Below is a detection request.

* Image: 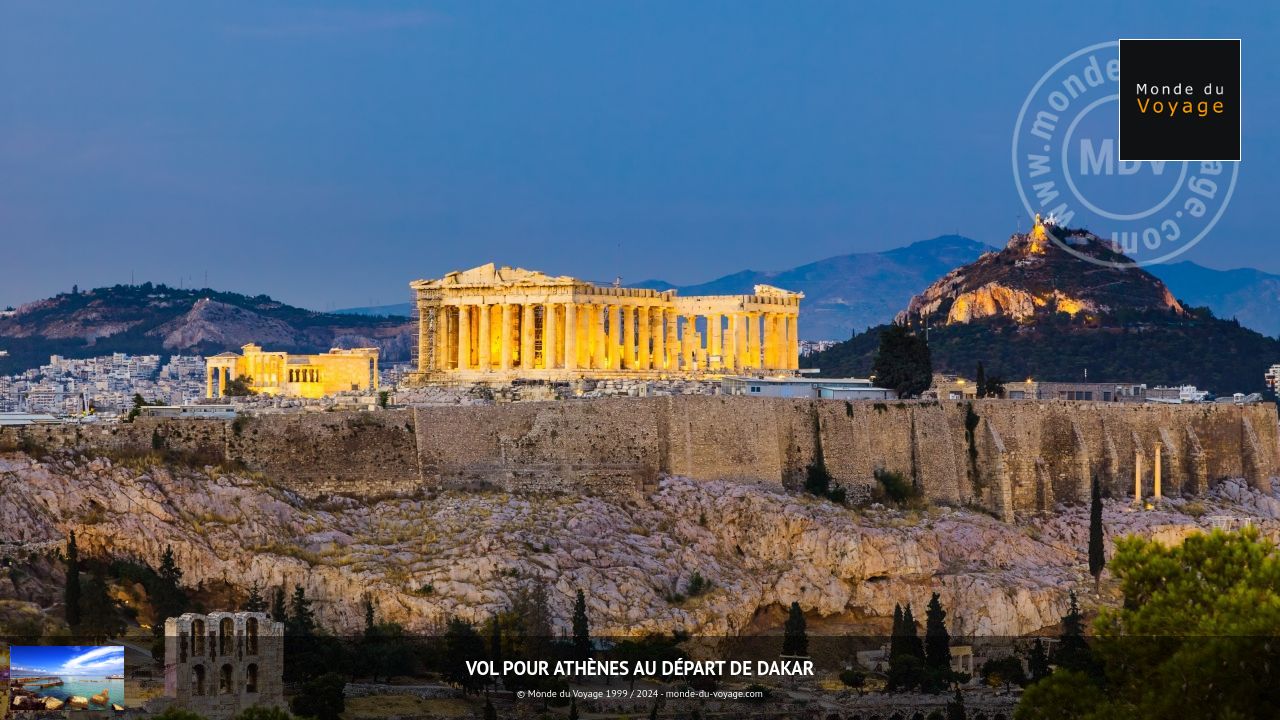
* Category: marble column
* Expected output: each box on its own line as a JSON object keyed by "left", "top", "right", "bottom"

{"left": 477, "top": 304, "right": 492, "bottom": 370}
{"left": 564, "top": 303, "right": 579, "bottom": 370}
{"left": 724, "top": 314, "right": 739, "bottom": 372}
{"left": 622, "top": 306, "right": 636, "bottom": 370}
{"left": 521, "top": 304, "right": 536, "bottom": 368}
{"left": 708, "top": 314, "right": 722, "bottom": 370}
{"left": 417, "top": 301, "right": 431, "bottom": 372}
{"left": 679, "top": 315, "right": 695, "bottom": 371}
{"left": 206, "top": 367, "right": 214, "bottom": 398}
{"left": 786, "top": 313, "right": 799, "bottom": 369}
{"left": 499, "top": 304, "right": 514, "bottom": 370}
{"left": 666, "top": 310, "right": 680, "bottom": 370}
{"left": 637, "top": 306, "right": 650, "bottom": 370}
{"left": 457, "top": 305, "right": 472, "bottom": 370}
{"left": 592, "top": 304, "right": 608, "bottom": 369}
{"left": 746, "top": 312, "right": 760, "bottom": 369}
{"left": 762, "top": 313, "right": 776, "bottom": 369}
{"left": 607, "top": 304, "right": 622, "bottom": 370}
{"left": 651, "top": 307, "right": 665, "bottom": 370}
{"left": 543, "top": 303, "right": 558, "bottom": 369}
{"left": 436, "top": 308, "right": 451, "bottom": 371}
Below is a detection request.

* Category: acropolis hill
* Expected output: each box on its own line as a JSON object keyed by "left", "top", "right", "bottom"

{"left": 406, "top": 263, "right": 803, "bottom": 383}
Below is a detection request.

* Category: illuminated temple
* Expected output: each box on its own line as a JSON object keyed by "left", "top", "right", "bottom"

{"left": 407, "top": 263, "right": 802, "bottom": 383}
{"left": 206, "top": 343, "right": 380, "bottom": 399}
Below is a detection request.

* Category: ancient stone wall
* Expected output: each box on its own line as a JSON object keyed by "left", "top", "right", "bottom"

{"left": 3, "top": 398, "right": 1276, "bottom": 519}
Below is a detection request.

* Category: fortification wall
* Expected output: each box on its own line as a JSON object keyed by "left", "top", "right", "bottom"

{"left": 3, "top": 398, "right": 1276, "bottom": 519}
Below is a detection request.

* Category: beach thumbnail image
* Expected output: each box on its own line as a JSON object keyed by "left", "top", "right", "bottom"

{"left": 2, "top": 644, "right": 9, "bottom": 716}
{"left": 8, "top": 646, "right": 124, "bottom": 713}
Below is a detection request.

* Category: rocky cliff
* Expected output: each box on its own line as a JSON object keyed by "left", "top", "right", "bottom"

{"left": 2, "top": 451, "right": 1278, "bottom": 640}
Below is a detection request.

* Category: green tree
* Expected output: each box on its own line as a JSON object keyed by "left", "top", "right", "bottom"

{"left": 1026, "top": 639, "right": 1051, "bottom": 683}
{"left": 243, "top": 581, "right": 267, "bottom": 613}
{"left": 482, "top": 696, "right": 497, "bottom": 720}
{"left": 488, "top": 614, "right": 504, "bottom": 687}
{"left": 781, "top": 601, "right": 808, "bottom": 657}
{"left": 444, "top": 618, "right": 487, "bottom": 695}
{"left": 980, "top": 655, "right": 1027, "bottom": 690}
{"left": 1018, "top": 529, "right": 1280, "bottom": 719}
{"left": 288, "top": 585, "right": 316, "bottom": 636}
{"left": 888, "top": 602, "right": 925, "bottom": 692}
{"left": 81, "top": 569, "right": 124, "bottom": 640}
{"left": 65, "top": 530, "right": 81, "bottom": 628}
{"left": 1052, "top": 592, "right": 1094, "bottom": 676}
{"left": 975, "top": 361, "right": 986, "bottom": 398}
{"left": 224, "top": 375, "right": 256, "bottom": 396}
{"left": 290, "top": 672, "right": 345, "bottom": 720}
{"left": 871, "top": 324, "right": 933, "bottom": 398}
{"left": 271, "top": 585, "right": 287, "bottom": 621}
{"left": 571, "top": 589, "right": 592, "bottom": 661}
{"left": 1088, "top": 478, "right": 1105, "bottom": 591}
{"left": 568, "top": 697, "right": 579, "bottom": 720}
{"left": 923, "top": 593, "right": 952, "bottom": 692}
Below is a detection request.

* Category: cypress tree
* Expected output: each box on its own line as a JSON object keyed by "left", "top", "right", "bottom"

{"left": 271, "top": 586, "right": 287, "bottom": 621}
{"left": 483, "top": 697, "right": 497, "bottom": 720}
{"left": 363, "top": 595, "right": 376, "bottom": 635}
{"left": 243, "top": 581, "right": 267, "bottom": 613}
{"left": 902, "top": 603, "right": 924, "bottom": 660}
{"left": 65, "top": 530, "right": 81, "bottom": 628}
{"left": 1027, "top": 639, "right": 1051, "bottom": 683}
{"left": 571, "top": 589, "right": 592, "bottom": 661}
{"left": 923, "top": 593, "right": 952, "bottom": 692}
{"left": 975, "top": 362, "right": 987, "bottom": 398}
{"left": 1088, "top": 477, "right": 1105, "bottom": 591}
{"left": 289, "top": 585, "right": 316, "bottom": 636}
{"left": 489, "top": 615, "right": 504, "bottom": 687}
{"left": 889, "top": 603, "right": 904, "bottom": 659}
{"left": 782, "top": 601, "right": 808, "bottom": 657}
{"left": 568, "top": 697, "right": 579, "bottom": 720}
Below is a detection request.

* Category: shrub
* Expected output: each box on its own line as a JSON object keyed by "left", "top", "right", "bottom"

{"left": 839, "top": 669, "right": 866, "bottom": 688}
{"left": 874, "top": 468, "right": 917, "bottom": 504}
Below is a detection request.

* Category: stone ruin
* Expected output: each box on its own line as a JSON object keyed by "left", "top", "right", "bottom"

{"left": 159, "top": 611, "right": 284, "bottom": 719}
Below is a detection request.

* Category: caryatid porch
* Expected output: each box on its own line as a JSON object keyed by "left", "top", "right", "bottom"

{"left": 408, "top": 264, "right": 803, "bottom": 383}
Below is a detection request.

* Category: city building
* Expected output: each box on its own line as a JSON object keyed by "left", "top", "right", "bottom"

{"left": 140, "top": 405, "right": 237, "bottom": 420}
{"left": 205, "top": 344, "right": 379, "bottom": 399}
{"left": 932, "top": 375, "right": 1149, "bottom": 402}
{"left": 1267, "top": 364, "right": 1280, "bottom": 391}
{"left": 721, "top": 376, "right": 895, "bottom": 400}
{"left": 407, "top": 263, "right": 803, "bottom": 383}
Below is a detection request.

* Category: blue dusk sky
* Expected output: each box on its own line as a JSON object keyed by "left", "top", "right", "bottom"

{"left": 9, "top": 646, "right": 125, "bottom": 676}
{"left": 1, "top": 1, "right": 1277, "bottom": 310}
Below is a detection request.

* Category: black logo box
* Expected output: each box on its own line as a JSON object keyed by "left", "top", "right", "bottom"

{"left": 1119, "top": 39, "right": 1240, "bottom": 161}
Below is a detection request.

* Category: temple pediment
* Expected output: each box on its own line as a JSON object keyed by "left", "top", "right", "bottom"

{"left": 754, "top": 284, "right": 805, "bottom": 299}
{"left": 418, "top": 263, "right": 579, "bottom": 289}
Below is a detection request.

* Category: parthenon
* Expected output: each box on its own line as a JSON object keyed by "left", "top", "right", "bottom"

{"left": 407, "top": 263, "right": 802, "bottom": 383}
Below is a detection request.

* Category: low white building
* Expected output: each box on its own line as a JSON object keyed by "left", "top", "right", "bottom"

{"left": 1266, "top": 364, "right": 1280, "bottom": 391}
{"left": 721, "top": 376, "right": 896, "bottom": 400}
{"left": 140, "top": 404, "right": 236, "bottom": 420}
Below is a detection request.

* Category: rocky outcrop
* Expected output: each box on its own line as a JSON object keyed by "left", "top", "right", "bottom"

{"left": 3, "top": 451, "right": 1277, "bottom": 640}
{"left": 896, "top": 222, "right": 1183, "bottom": 326}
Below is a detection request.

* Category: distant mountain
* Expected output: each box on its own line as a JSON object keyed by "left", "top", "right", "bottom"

{"left": 806, "top": 222, "right": 1280, "bottom": 394}
{"left": 332, "top": 238, "right": 1280, "bottom": 341}
{"left": 0, "top": 284, "right": 414, "bottom": 375}
{"left": 1148, "top": 262, "right": 1280, "bottom": 338}
{"left": 633, "top": 235, "right": 996, "bottom": 340}
{"left": 335, "top": 302, "right": 414, "bottom": 317}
